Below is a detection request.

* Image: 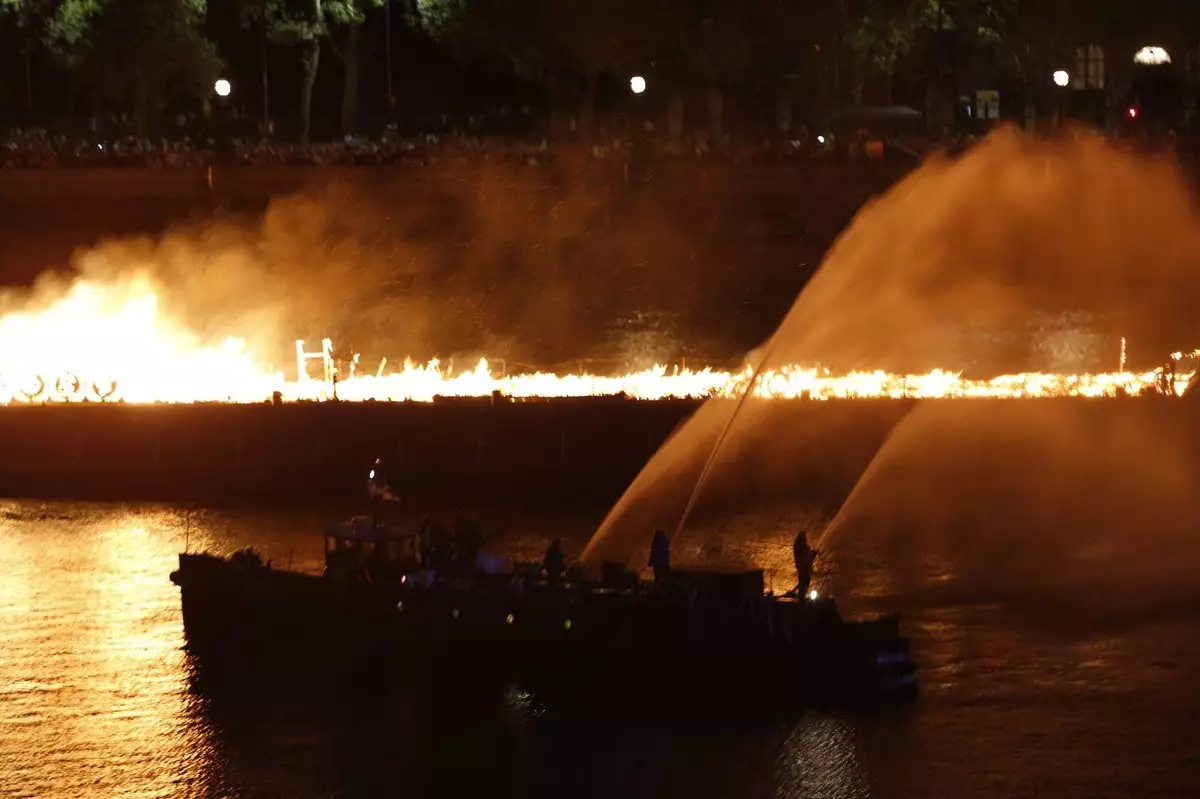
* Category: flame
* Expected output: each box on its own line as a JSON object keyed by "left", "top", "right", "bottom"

{"left": 0, "top": 278, "right": 1189, "bottom": 404}
{"left": 0, "top": 277, "right": 280, "bottom": 403}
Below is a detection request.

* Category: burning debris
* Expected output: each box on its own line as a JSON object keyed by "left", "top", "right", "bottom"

{"left": 6, "top": 360, "right": 1186, "bottom": 404}
{"left": 0, "top": 276, "right": 1189, "bottom": 405}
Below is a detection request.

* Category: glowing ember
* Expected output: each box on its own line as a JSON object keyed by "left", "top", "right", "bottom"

{"left": 0, "top": 278, "right": 1189, "bottom": 404}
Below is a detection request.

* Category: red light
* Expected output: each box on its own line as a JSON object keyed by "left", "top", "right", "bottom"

{"left": 1127, "top": 106, "right": 1139, "bottom": 119}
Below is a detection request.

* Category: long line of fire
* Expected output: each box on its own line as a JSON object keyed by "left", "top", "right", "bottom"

{"left": 0, "top": 281, "right": 1193, "bottom": 404}
{"left": 0, "top": 336, "right": 1189, "bottom": 405}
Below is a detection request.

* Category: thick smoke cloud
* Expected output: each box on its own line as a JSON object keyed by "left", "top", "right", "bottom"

{"left": 774, "top": 128, "right": 1200, "bottom": 374}
{"left": 8, "top": 164, "right": 727, "bottom": 373}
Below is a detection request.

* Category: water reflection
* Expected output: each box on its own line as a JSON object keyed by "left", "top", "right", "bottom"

{"left": 774, "top": 714, "right": 870, "bottom": 799}
{"left": 0, "top": 505, "right": 220, "bottom": 798}
{"left": 2, "top": 500, "right": 1200, "bottom": 798}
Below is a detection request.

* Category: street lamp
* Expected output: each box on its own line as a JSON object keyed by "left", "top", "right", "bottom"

{"left": 1134, "top": 46, "right": 1171, "bottom": 66}
{"left": 214, "top": 79, "right": 232, "bottom": 97}
{"left": 1051, "top": 71, "right": 1069, "bottom": 131}
{"left": 630, "top": 75, "right": 646, "bottom": 95}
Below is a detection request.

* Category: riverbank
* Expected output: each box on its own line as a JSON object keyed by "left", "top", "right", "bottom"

{"left": 0, "top": 396, "right": 1190, "bottom": 505}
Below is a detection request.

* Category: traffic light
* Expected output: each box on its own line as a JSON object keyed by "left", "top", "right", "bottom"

{"left": 1127, "top": 106, "right": 1139, "bottom": 120}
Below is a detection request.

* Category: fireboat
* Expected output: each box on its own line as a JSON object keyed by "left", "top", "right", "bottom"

{"left": 170, "top": 465, "right": 917, "bottom": 705}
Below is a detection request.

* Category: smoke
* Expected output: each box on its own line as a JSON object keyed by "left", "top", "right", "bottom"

{"left": 5, "top": 163, "right": 716, "bottom": 373}
{"left": 777, "top": 127, "right": 1200, "bottom": 374}
{"left": 586, "top": 128, "right": 1200, "bottom": 576}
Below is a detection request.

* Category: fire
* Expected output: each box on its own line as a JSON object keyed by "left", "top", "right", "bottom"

{"left": 0, "top": 277, "right": 280, "bottom": 404}
{"left": 323, "top": 362, "right": 1179, "bottom": 403}
{"left": 0, "top": 278, "right": 1189, "bottom": 404}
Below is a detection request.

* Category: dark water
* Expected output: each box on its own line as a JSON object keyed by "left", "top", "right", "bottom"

{"left": 1, "top": 500, "right": 1199, "bottom": 798}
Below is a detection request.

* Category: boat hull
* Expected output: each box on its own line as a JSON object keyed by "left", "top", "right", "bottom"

{"left": 171, "top": 553, "right": 917, "bottom": 705}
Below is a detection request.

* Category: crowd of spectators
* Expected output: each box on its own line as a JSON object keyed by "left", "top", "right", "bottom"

{"left": 1, "top": 115, "right": 907, "bottom": 170}
{"left": 6, "top": 104, "right": 1193, "bottom": 171}
{"left": 1, "top": 127, "right": 211, "bottom": 168}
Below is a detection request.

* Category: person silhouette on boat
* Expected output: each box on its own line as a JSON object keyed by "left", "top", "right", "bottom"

{"left": 793, "top": 530, "right": 818, "bottom": 597}
{"left": 418, "top": 517, "right": 435, "bottom": 569}
{"left": 542, "top": 537, "right": 566, "bottom": 583}
{"left": 425, "top": 518, "right": 453, "bottom": 578}
{"left": 454, "top": 513, "right": 485, "bottom": 576}
{"left": 649, "top": 529, "right": 671, "bottom": 583}
{"left": 367, "top": 459, "right": 400, "bottom": 504}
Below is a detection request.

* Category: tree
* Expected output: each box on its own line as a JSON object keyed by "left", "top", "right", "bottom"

{"left": 669, "top": 0, "right": 758, "bottom": 141}
{"left": 753, "top": 0, "right": 843, "bottom": 127}
{"left": 415, "top": 0, "right": 682, "bottom": 139}
{"left": 543, "top": 0, "right": 684, "bottom": 137}
{"left": 237, "top": 0, "right": 293, "bottom": 131}
{"left": 244, "top": 0, "right": 323, "bottom": 143}
{"left": 240, "top": 0, "right": 380, "bottom": 143}
{"left": 325, "top": 0, "right": 383, "bottom": 136}
{"left": 843, "top": 0, "right": 942, "bottom": 104}
{"left": 43, "top": 0, "right": 220, "bottom": 135}
{"left": 413, "top": 0, "right": 548, "bottom": 115}
{"left": 644, "top": 0, "right": 841, "bottom": 140}
{"left": 0, "top": 0, "right": 55, "bottom": 114}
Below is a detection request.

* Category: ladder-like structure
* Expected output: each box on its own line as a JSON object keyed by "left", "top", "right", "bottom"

{"left": 295, "top": 338, "right": 335, "bottom": 383}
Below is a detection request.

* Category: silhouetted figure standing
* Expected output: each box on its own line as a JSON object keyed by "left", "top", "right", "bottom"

{"left": 427, "top": 519, "right": 453, "bottom": 578}
{"left": 793, "top": 530, "right": 818, "bottom": 596}
{"left": 542, "top": 537, "right": 566, "bottom": 583}
{"left": 418, "top": 517, "right": 434, "bottom": 569}
{"left": 453, "top": 513, "right": 484, "bottom": 576}
{"left": 649, "top": 529, "right": 671, "bottom": 583}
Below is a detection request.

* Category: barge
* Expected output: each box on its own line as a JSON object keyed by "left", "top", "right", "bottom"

{"left": 171, "top": 517, "right": 917, "bottom": 705}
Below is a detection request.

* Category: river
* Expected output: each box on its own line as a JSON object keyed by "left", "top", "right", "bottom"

{"left": 0, "top": 500, "right": 1197, "bottom": 798}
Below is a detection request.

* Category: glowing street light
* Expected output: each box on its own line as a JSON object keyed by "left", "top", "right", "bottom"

{"left": 1052, "top": 70, "right": 1069, "bottom": 88}
{"left": 630, "top": 75, "right": 646, "bottom": 95}
{"left": 214, "top": 79, "right": 232, "bottom": 97}
{"left": 1134, "top": 46, "right": 1171, "bottom": 66}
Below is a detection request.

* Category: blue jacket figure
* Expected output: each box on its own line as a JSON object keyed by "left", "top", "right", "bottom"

{"left": 649, "top": 529, "right": 671, "bottom": 583}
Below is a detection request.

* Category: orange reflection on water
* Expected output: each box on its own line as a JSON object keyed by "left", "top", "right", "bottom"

{"left": 0, "top": 507, "right": 220, "bottom": 798}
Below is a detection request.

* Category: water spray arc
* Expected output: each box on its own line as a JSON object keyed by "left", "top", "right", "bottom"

{"left": 671, "top": 337, "right": 782, "bottom": 544}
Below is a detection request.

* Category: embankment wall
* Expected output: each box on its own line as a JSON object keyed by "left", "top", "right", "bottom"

{"left": 0, "top": 397, "right": 1190, "bottom": 507}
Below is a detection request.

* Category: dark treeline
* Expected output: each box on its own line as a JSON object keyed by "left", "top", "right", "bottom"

{"left": 1, "top": 1, "right": 1199, "bottom": 143}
